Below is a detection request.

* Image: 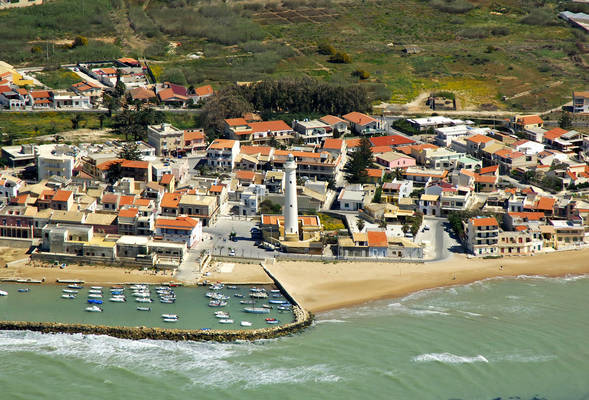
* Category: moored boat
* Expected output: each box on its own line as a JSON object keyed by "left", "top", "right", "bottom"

{"left": 61, "top": 294, "right": 76, "bottom": 299}
{"left": 218, "top": 319, "right": 234, "bottom": 324}
{"left": 208, "top": 300, "right": 227, "bottom": 307}
{"left": 85, "top": 306, "right": 102, "bottom": 312}
{"left": 90, "top": 286, "right": 103, "bottom": 290}
{"left": 17, "top": 288, "right": 30, "bottom": 293}
{"left": 250, "top": 292, "right": 268, "bottom": 299}
{"left": 62, "top": 289, "right": 78, "bottom": 294}
{"left": 234, "top": 293, "right": 244, "bottom": 298}
{"left": 240, "top": 321, "right": 252, "bottom": 327}
{"left": 243, "top": 307, "right": 270, "bottom": 314}
{"left": 109, "top": 297, "right": 126, "bottom": 302}
{"left": 262, "top": 304, "right": 273, "bottom": 309}
{"left": 135, "top": 297, "right": 152, "bottom": 303}
{"left": 240, "top": 300, "right": 255, "bottom": 304}
{"left": 68, "top": 284, "right": 83, "bottom": 289}
{"left": 87, "top": 299, "right": 103, "bottom": 304}
{"left": 162, "top": 318, "right": 178, "bottom": 323}
{"left": 161, "top": 314, "right": 178, "bottom": 319}
{"left": 269, "top": 299, "right": 288, "bottom": 304}
{"left": 136, "top": 307, "right": 151, "bottom": 311}
{"left": 266, "top": 319, "right": 279, "bottom": 325}
{"left": 88, "top": 294, "right": 102, "bottom": 299}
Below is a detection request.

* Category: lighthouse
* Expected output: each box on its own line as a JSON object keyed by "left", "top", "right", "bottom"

{"left": 283, "top": 153, "right": 299, "bottom": 241}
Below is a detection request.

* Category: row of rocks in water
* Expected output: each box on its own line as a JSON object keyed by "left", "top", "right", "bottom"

{"left": 0, "top": 306, "right": 313, "bottom": 342}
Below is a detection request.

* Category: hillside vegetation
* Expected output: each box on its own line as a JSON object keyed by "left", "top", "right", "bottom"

{"left": 1, "top": 0, "right": 587, "bottom": 111}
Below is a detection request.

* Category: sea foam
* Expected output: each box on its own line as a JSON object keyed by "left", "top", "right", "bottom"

{"left": 412, "top": 352, "right": 489, "bottom": 364}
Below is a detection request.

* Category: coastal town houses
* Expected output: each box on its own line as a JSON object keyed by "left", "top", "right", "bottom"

{"left": 271, "top": 150, "right": 343, "bottom": 181}
{"left": 292, "top": 119, "right": 333, "bottom": 144}
{"left": 464, "top": 217, "right": 499, "bottom": 256}
{"left": 342, "top": 112, "right": 382, "bottom": 135}
{"left": 337, "top": 230, "right": 423, "bottom": 259}
{"left": 206, "top": 139, "right": 240, "bottom": 170}
{"left": 224, "top": 118, "right": 294, "bottom": 144}
{"left": 572, "top": 91, "right": 589, "bottom": 113}
{"left": 319, "top": 115, "right": 349, "bottom": 136}
{"left": 511, "top": 115, "right": 543, "bottom": 132}
{"left": 154, "top": 216, "right": 202, "bottom": 248}
{"left": 147, "top": 123, "right": 184, "bottom": 156}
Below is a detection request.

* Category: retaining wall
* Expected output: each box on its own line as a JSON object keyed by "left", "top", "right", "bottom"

{"left": 0, "top": 305, "right": 312, "bottom": 342}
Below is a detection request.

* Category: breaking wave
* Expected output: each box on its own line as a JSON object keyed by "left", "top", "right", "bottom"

{"left": 412, "top": 352, "right": 489, "bottom": 364}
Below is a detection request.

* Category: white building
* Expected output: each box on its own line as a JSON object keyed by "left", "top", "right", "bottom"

{"left": 283, "top": 154, "right": 299, "bottom": 240}
{"left": 292, "top": 119, "right": 333, "bottom": 144}
{"left": 337, "top": 184, "right": 366, "bottom": 211}
{"left": 37, "top": 144, "right": 76, "bottom": 180}
{"left": 407, "top": 116, "right": 472, "bottom": 132}
{"left": 464, "top": 216, "right": 499, "bottom": 256}
{"left": 238, "top": 184, "right": 266, "bottom": 216}
{"left": 154, "top": 216, "right": 202, "bottom": 248}
{"left": 206, "top": 139, "right": 241, "bottom": 170}
{"left": 0, "top": 174, "right": 23, "bottom": 199}
{"left": 147, "top": 123, "right": 184, "bottom": 156}
{"left": 573, "top": 91, "right": 589, "bottom": 114}
{"left": 52, "top": 94, "right": 91, "bottom": 109}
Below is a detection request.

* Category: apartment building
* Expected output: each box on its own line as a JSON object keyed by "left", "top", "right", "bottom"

{"left": 465, "top": 217, "right": 499, "bottom": 256}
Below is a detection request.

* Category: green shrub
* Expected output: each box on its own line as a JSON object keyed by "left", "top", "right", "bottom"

{"left": 328, "top": 51, "right": 351, "bottom": 63}
{"left": 317, "top": 41, "right": 336, "bottom": 55}
{"left": 352, "top": 69, "right": 370, "bottom": 79}
{"left": 521, "top": 8, "right": 557, "bottom": 26}
{"left": 430, "top": 0, "right": 475, "bottom": 14}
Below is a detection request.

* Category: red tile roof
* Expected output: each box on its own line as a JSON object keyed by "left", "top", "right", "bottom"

{"left": 342, "top": 112, "right": 376, "bottom": 126}
{"left": 365, "top": 168, "right": 383, "bottom": 178}
{"left": 156, "top": 216, "right": 199, "bottom": 230}
{"left": 52, "top": 190, "right": 72, "bottom": 202}
{"left": 160, "top": 174, "right": 174, "bottom": 185}
{"left": 322, "top": 138, "right": 344, "bottom": 150}
{"left": 119, "top": 195, "right": 135, "bottom": 207}
{"left": 320, "top": 115, "right": 346, "bottom": 125}
{"left": 121, "top": 160, "right": 149, "bottom": 169}
{"left": 479, "top": 165, "right": 498, "bottom": 175}
{"left": 184, "top": 129, "right": 205, "bottom": 141}
{"left": 208, "top": 139, "right": 237, "bottom": 150}
{"left": 516, "top": 115, "right": 543, "bottom": 126}
{"left": 119, "top": 208, "right": 138, "bottom": 218}
{"left": 248, "top": 120, "right": 292, "bottom": 133}
{"left": 369, "top": 135, "right": 415, "bottom": 147}
{"left": 370, "top": 145, "right": 393, "bottom": 154}
{"left": 225, "top": 118, "right": 248, "bottom": 126}
{"left": 544, "top": 128, "right": 567, "bottom": 141}
{"left": 508, "top": 212, "right": 545, "bottom": 221}
{"left": 345, "top": 138, "right": 361, "bottom": 148}
{"left": 209, "top": 185, "right": 224, "bottom": 193}
{"left": 235, "top": 170, "right": 256, "bottom": 180}
{"left": 194, "top": 84, "right": 213, "bottom": 97}
{"left": 466, "top": 134, "right": 493, "bottom": 144}
{"left": 471, "top": 217, "right": 498, "bottom": 227}
{"left": 160, "top": 193, "right": 181, "bottom": 209}
{"left": 475, "top": 174, "right": 497, "bottom": 184}
{"left": 240, "top": 146, "right": 273, "bottom": 156}
{"left": 535, "top": 197, "right": 555, "bottom": 211}
{"left": 134, "top": 198, "right": 151, "bottom": 207}
{"left": 101, "top": 193, "right": 119, "bottom": 204}
{"left": 366, "top": 230, "right": 388, "bottom": 247}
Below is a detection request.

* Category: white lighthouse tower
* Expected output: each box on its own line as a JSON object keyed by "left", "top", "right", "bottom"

{"left": 283, "top": 153, "right": 299, "bottom": 241}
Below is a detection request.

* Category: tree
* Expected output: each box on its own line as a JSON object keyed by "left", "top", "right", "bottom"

{"left": 98, "top": 113, "right": 106, "bottom": 130}
{"left": 102, "top": 92, "right": 120, "bottom": 117}
{"left": 70, "top": 114, "right": 83, "bottom": 130}
{"left": 356, "top": 217, "right": 365, "bottom": 232}
{"left": 71, "top": 35, "right": 88, "bottom": 48}
{"left": 118, "top": 142, "right": 143, "bottom": 161}
{"left": 373, "top": 185, "right": 382, "bottom": 203}
{"left": 106, "top": 161, "right": 123, "bottom": 184}
{"left": 260, "top": 199, "right": 282, "bottom": 214}
{"left": 343, "top": 137, "right": 373, "bottom": 183}
{"left": 559, "top": 112, "right": 572, "bottom": 130}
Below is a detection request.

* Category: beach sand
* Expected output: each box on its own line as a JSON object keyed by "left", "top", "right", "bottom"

{"left": 265, "top": 249, "right": 589, "bottom": 313}
{"left": 203, "top": 262, "right": 273, "bottom": 285}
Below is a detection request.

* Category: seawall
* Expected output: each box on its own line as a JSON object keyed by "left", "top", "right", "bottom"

{"left": 0, "top": 305, "right": 312, "bottom": 342}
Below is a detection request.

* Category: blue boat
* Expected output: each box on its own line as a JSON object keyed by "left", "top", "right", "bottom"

{"left": 268, "top": 299, "right": 287, "bottom": 304}
{"left": 87, "top": 299, "right": 103, "bottom": 304}
{"left": 17, "top": 288, "right": 30, "bottom": 293}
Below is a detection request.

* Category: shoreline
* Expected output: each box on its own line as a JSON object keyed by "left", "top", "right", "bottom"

{"left": 265, "top": 249, "right": 589, "bottom": 313}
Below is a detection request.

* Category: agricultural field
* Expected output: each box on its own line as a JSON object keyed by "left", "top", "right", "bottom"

{"left": 0, "top": 0, "right": 587, "bottom": 111}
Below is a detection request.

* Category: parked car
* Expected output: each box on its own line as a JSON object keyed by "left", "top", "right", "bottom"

{"left": 423, "top": 224, "right": 430, "bottom": 231}
{"left": 228, "top": 249, "right": 236, "bottom": 256}
{"left": 404, "top": 232, "right": 414, "bottom": 238}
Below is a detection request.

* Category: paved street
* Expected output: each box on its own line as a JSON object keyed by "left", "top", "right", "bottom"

{"left": 415, "top": 217, "right": 461, "bottom": 262}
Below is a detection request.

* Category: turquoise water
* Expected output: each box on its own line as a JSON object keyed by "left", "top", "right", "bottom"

{"left": 1, "top": 275, "right": 588, "bottom": 399}
{"left": 0, "top": 284, "right": 294, "bottom": 330}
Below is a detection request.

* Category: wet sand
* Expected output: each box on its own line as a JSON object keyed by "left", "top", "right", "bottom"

{"left": 265, "top": 250, "right": 589, "bottom": 313}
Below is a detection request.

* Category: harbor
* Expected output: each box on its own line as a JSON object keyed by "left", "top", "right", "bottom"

{"left": 0, "top": 283, "right": 298, "bottom": 333}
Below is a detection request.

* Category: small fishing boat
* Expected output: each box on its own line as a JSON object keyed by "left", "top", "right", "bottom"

{"left": 136, "top": 307, "right": 151, "bottom": 311}
{"left": 85, "top": 306, "right": 102, "bottom": 312}
{"left": 110, "top": 290, "right": 124, "bottom": 296}
{"left": 227, "top": 285, "right": 238, "bottom": 290}
{"left": 218, "top": 319, "right": 234, "bottom": 324}
{"left": 0, "top": 290, "right": 8, "bottom": 296}
{"left": 61, "top": 294, "right": 76, "bottom": 299}
{"left": 250, "top": 292, "right": 268, "bottom": 299}
{"left": 234, "top": 293, "right": 244, "bottom": 298}
{"left": 17, "top": 288, "right": 30, "bottom": 293}
{"left": 163, "top": 318, "right": 178, "bottom": 323}
{"left": 277, "top": 305, "right": 292, "bottom": 311}
{"left": 160, "top": 299, "right": 175, "bottom": 304}
{"left": 240, "top": 300, "right": 255, "bottom": 305}
{"left": 208, "top": 300, "right": 227, "bottom": 307}
{"left": 161, "top": 314, "right": 178, "bottom": 319}
{"left": 270, "top": 289, "right": 281, "bottom": 294}
{"left": 109, "top": 297, "right": 126, "bottom": 303}
{"left": 111, "top": 285, "right": 124, "bottom": 289}
{"left": 215, "top": 312, "right": 230, "bottom": 319}
{"left": 132, "top": 292, "right": 150, "bottom": 298}
{"left": 243, "top": 307, "right": 270, "bottom": 314}
{"left": 90, "top": 286, "right": 103, "bottom": 290}
{"left": 135, "top": 297, "right": 152, "bottom": 303}
{"left": 266, "top": 319, "right": 279, "bottom": 325}
{"left": 62, "top": 289, "right": 78, "bottom": 294}
{"left": 240, "top": 321, "right": 252, "bottom": 327}
{"left": 209, "top": 283, "right": 224, "bottom": 290}
{"left": 87, "top": 299, "right": 103, "bottom": 304}
{"left": 249, "top": 287, "right": 266, "bottom": 293}
{"left": 262, "top": 304, "right": 273, "bottom": 309}
{"left": 88, "top": 294, "right": 102, "bottom": 299}
{"left": 88, "top": 289, "right": 102, "bottom": 294}
{"left": 269, "top": 299, "right": 288, "bottom": 304}
{"left": 68, "top": 284, "right": 83, "bottom": 289}
{"left": 272, "top": 294, "right": 282, "bottom": 298}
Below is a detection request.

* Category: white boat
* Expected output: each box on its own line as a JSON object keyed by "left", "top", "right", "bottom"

{"left": 85, "top": 306, "right": 102, "bottom": 312}
{"left": 136, "top": 307, "right": 151, "bottom": 311}
{"left": 266, "top": 319, "right": 279, "bottom": 325}
{"left": 240, "top": 321, "right": 252, "bottom": 327}
{"left": 88, "top": 289, "right": 102, "bottom": 294}
{"left": 62, "top": 289, "right": 78, "bottom": 294}
{"left": 161, "top": 314, "right": 178, "bottom": 319}
{"left": 208, "top": 300, "right": 227, "bottom": 307}
{"left": 215, "top": 313, "right": 230, "bottom": 319}
{"left": 270, "top": 289, "right": 281, "bottom": 294}
{"left": 109, "top": 297, "right": 126, "bottom": 302}
{"left": 90, "top": 286, "right": 103, "bottom": 290}
{"left": 135, "top": 298, "right": 152, "bottom": 303}
{"left": 218, "top": 319, "right": 234, "bottom": 324}
{"left": 132, "top": 292, "right": 150, "bottom": 298}
{"left": 68, "top": 284, "right": 83, "bottom": 289}
{"left": 243, "top": 307, "right": 270, "bottom": 314}
{"left": 88, "top": 294, "right": 102, "bottom": 299}
{"left": 163, "top": 318, "right": 178, "bottom": 323}
{"left": 61, "top": 294, "right": 76, "bottom": 299}
{"left": 250, "top": 292, "right": 268, "bottom": 299}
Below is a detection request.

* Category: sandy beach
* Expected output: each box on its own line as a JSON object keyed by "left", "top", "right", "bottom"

{"left": 265, "top": 249, "right": 589, "bottom": 313}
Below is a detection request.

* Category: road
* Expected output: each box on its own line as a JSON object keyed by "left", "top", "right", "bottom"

{"left": 416, "top": 217, "right": 462, "bottom": 262}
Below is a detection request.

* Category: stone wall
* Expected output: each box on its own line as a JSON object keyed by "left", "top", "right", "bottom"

{"left": 0, "top": 305, "right": 312, "bottom": 342}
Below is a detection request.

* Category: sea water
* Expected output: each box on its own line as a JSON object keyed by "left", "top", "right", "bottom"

{"left": 0, "top": 275, "right": 588, "bottom": 399}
